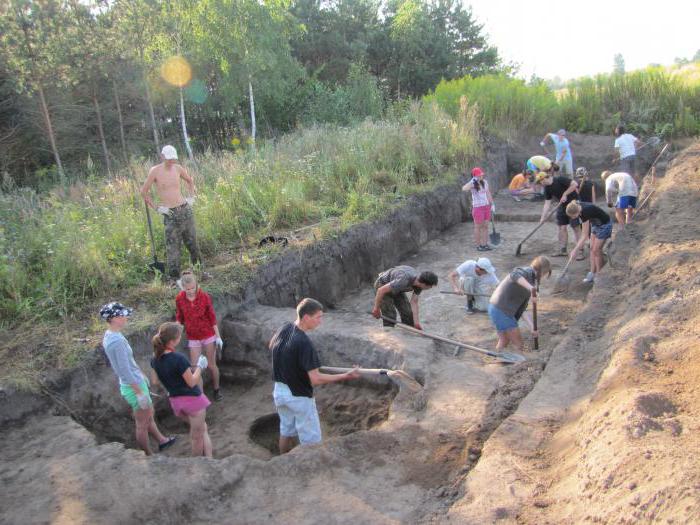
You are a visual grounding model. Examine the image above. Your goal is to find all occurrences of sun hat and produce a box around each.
[99,302,133,321]
[575,167,588,178]
[557,129,566,135]
[475,257,496,275]
[161,145,178,160]
[471,167,484,177]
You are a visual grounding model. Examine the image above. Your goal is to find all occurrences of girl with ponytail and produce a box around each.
[150,321,214,457]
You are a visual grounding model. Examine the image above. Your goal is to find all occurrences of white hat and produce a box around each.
[161,145,178,160]
[476,257,496,275]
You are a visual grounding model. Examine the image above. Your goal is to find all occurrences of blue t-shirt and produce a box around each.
[549,134,573,163]
[151,352,201,397]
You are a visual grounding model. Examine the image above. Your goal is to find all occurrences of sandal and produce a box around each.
[159,436,177,451]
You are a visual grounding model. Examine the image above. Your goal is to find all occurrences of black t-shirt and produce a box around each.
[579,203,611,226]
[545,176,579,203]
[151,352,201,397]
[270,322,321,398]
[578,180,594,203]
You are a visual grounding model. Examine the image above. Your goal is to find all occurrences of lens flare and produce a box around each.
[160,56,192,87]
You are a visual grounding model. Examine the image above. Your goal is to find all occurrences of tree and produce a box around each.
[613,53,625,74]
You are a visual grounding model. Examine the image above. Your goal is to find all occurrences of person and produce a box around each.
[526,155,559,176]
[448,257,499,314]
[536,171,584,259]
[614,125,642,181]
[601,171,638,228]
[574,167,596,203]
[541,129,574,175]
[100,302,176,455]
[372,266,438,329]
[508,172,537,202]
[150,322,213,458]
[140,145,202,281]
[565,202,613,283]
[270,298,360,453]
[488,256,551,352]
[175,270,223,401]
[462,167,495,251]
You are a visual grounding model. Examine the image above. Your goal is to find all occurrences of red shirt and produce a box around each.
[175,289,217,340]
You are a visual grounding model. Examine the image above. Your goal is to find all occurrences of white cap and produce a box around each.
[161,145,178,160]
[476,257,496,275]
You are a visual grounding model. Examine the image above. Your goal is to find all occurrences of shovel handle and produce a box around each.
[321,366,387,376]
[531,288,539,350]
[517,202,560,247]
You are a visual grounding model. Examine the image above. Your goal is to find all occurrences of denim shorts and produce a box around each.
[488,304,519,332]
[273,382,322,445]
[591,222,613,240]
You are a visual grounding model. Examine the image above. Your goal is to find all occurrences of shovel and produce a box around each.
[489,216,501,245]
[377,314,526,364]
[515,203,561,256]
[552,258,573,294]
[145,204,166,275]
[320,366,422,393]
[531,288,539,351]
[440,291,491,297]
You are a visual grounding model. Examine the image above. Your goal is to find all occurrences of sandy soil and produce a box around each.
[1,140,697,524]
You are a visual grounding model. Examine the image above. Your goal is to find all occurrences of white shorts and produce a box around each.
[273,382,322,444]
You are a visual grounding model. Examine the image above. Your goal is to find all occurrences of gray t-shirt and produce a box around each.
[489,267,536,319]
[376,266,421,295]
[103,330,145,386]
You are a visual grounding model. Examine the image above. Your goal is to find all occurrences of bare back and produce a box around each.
[143,162,188,208]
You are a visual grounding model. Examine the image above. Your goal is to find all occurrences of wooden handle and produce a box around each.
[531,288,539,351]
[320,366,387,376]
[520,202,560,244]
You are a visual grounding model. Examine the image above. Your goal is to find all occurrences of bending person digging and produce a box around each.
[488,256,551,352]
[537,171,584,259]
[448,257,499,314]
[601,171,638,229]
[565,201,613,284]
[372,266,438,330]
[270,298,360,453]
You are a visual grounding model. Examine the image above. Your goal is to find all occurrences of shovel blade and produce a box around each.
[493,351,527,364]
[387,370,423,392]
[490,232,501,245]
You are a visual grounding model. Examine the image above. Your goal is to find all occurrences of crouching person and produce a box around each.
[488,257,551,352]
[270,298,360,454]
[151,322,213,457]
[565,201,613,284]
[371,266,438,330]
[448,257,499,314]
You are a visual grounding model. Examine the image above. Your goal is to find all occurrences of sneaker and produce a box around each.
[482,244,492,251]
[214,389,223,402]
[512,195,522,202]
[582,272,595,283]
[576,251,586,261]
[476,245,485,252]
[159,436,177,451]
[464,306,476,315]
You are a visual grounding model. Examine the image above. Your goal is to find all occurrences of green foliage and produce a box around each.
[0,102,481,325]
[425,75,561,137]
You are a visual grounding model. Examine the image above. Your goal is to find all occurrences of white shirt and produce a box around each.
[456,260,499,286]
[469,178,490,207]
[614,134,638,159]
[605,172,638,198]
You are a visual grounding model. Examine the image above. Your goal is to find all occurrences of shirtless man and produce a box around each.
[140,145,201,280]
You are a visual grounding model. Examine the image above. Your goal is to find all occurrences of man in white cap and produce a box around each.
[140,145,202,280]
[448,257,499,314]
[540,129,574,176]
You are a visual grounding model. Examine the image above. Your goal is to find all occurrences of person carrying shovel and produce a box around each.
[372,266,438,329]
[140,145,203,282]
[487,257,551,353]
[448,257,499,314]
[565,201,613,284]
[536,171,584,259]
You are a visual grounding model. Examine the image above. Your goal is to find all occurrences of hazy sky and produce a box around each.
[466,0,700,80]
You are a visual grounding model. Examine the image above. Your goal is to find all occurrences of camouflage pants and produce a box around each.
[163,203,201,279]
[374,280,415,327]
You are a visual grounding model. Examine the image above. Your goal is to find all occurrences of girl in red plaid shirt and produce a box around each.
[175,270,224,401]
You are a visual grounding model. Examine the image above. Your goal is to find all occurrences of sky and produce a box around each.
[465,0,700,81]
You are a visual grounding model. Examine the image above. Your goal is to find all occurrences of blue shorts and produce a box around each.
[591,222,613,240]
[488,304,519,332]
[273,382,322,445]
[617,195,637,209]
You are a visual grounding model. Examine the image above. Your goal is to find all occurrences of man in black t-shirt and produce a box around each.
[536,172,584,259]
[270,298,359,454]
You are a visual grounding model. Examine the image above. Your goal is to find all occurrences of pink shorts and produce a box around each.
[169,394,211,418]
[472,204,491,224]
[187,334,217,349]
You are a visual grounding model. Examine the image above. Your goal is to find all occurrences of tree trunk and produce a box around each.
[248,78,256,150]
[92,84,112,174]
[179,88,194,161]
[143,69,160,153]
[37,83,65,182]
[112,79,128,162]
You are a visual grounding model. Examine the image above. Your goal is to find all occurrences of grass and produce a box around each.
[0,100,482,385]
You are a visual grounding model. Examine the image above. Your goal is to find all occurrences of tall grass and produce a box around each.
[0,101,481,326]
[559,66,700,136]
[425,75,561,138]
